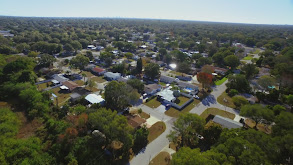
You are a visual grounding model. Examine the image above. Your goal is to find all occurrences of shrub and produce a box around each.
[232,95,249,109]
[228,89,239,97]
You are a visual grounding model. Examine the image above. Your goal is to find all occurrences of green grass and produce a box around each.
[200,108,235,120]
[170,71,185,76]
[75,80,84,86]
[214,77,228,86]
[37,82,52,91]
[217,92,236,109]
[165,99,200,118]
[144,97,162,108]
[159,81,166,87]
[91,76,106,83]
[175,96,190,106]
[243,55,253,60]
[148,122,166,143]
[253,49,260,54]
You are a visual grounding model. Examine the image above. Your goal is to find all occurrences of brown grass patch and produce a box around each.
[148,122,166,143]
[16,112,42,139]
[149,152,171,165]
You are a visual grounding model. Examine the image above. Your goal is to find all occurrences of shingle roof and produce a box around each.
[62,81,79,91]
[213,115,243,129]
[92,67,105,73]
[127,115,146,129]
[144,84,161,94]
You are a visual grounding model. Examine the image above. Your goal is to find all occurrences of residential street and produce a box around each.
[130,79,242,165]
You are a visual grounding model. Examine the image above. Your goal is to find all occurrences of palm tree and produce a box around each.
[82,73,87,82]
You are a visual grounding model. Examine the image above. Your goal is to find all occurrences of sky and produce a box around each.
[0,0,293,25]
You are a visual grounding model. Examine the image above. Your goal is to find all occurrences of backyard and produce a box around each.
[37,82,52,91]
[174,96,190,106]
[200,108,235,120]
[50,88,71,106]
[217,92,236,109]
[165,99,200,118]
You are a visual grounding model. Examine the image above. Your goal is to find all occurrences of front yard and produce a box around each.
[200,108,235,120]
[144,97,161,109]
[148,121,166,143]
[217,92,236,109]
[214,77,227,86]
[165,99,200,118]
[174,96,190,106]
[149,152,171,165]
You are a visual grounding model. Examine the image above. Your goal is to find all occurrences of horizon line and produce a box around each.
[0,15,293,26]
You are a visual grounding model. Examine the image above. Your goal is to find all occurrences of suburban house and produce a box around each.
[104,72,121,81]
[91,67,106,76]
[213,115,243,129]
[144,84,161,96]
[87,45,96,50]
[85,64,96,71]
[51,79,60,85]
[127,115,146,129]
[160,75,177,84]
[214,67,228,76]
[85,94,105,105]
[52,74,69,83]
[61,81,79,92]
[157,88,176,103]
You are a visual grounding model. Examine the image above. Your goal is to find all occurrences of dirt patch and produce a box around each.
[16,112,42,139]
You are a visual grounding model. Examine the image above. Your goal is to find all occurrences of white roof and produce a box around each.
[51,80,59,84]
[140,45,147,48]
[169,63,177,69]
[60,85,69,90]
[87,45,95,48]
[213,115,243,129]
[85,94,105,104]
[157,88,175,102]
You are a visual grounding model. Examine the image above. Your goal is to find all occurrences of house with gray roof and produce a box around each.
[104,72,121,81]
[213,115,243,129]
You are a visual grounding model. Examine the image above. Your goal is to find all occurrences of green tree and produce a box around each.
[127,79,144,93]
[241,64,259,79]
[70,54,89,70]
[226,74,251,93]
[232,95,249,109]
[85,51,93,60]
[158,48,167,56]
[39,54,56,67]
[240,104,274,129]
[124,52,133,59]
[257,75,276,91]
[133,126,149,152]
[136,58,142,74]
[144,63,160,80]
[286,94,293,110]
[224,55,240,69]
[167,113,205,148]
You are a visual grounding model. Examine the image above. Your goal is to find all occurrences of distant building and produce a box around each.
[213,115,243,129]
[160,75,177,84]
[104,72,121,81]
[214,67,228,76]
[87,45,96,50]
[0,30,14,37]
[52,74,69,83]
[91,67,106,76]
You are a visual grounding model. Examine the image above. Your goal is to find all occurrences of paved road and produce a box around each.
[130,79,242,165]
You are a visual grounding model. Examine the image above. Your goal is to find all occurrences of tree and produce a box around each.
[28,51,38,57]
[240,104,274,129]
[272,111,293,136]
[197,72,213,89]
[257,75,276,91]
[177,61,191,74]
[144,63,160,80]
[272,104,286,116]
[104,81,138,111]
[226,74,251,93]
[197,57,212,67]
[124,52,133,59]
[87,78,95,91]
[38,54,56,67]
[127,79,144,93]
[64,43,74,52]
[224,55,240,69]
[133,126,149,153]
[286,94,293,110]
[158,48,167,56]
[167,113,205,148]
[70,54,89,70]
[136,58,142,74]
[85,51,93,60]
[201,65,215,74]
[241,64,259,79]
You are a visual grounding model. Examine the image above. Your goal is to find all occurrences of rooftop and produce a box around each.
[85,94,105,104]
[157,88,175,102]
[127,115,146,129]
[62,81,79,91]
[213,115,243,129]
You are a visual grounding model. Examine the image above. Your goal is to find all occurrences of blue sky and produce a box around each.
[0,0,293,25]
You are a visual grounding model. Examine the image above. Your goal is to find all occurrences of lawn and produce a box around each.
[75,80,84,86]
[165,99,200,118]
[200,108,235,120]
[253,49,261,54]
[170,70,185,76]
[243,55,253,60]
[51,88,71,106]
[37,82,52,91]
[175,96,190,106]
[148,121,166,143]
[91,76,106,83]
[149,152,171,165]
[81,71,94,77]
[217,92,236,109]
[214,77,228,86]
[159,81,167,87]
[144,97,161,109]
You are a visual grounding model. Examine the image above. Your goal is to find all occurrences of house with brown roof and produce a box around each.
[214,67,228,75]
[91,67,106,76]
[127,115,146,129]
[62,81,79,92]
[144,84,161,96]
